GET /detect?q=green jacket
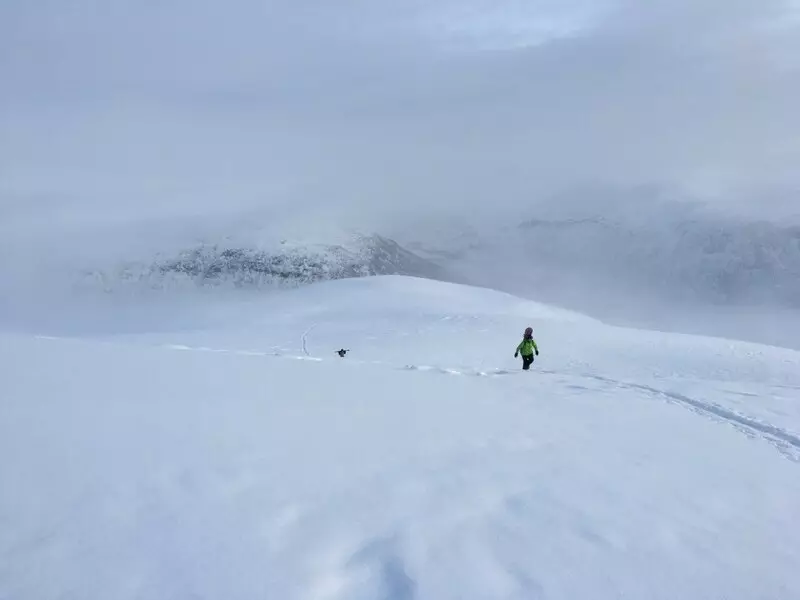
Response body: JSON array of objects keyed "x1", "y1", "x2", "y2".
[{"x1": 516, "y1": 337, "x2": 538, "y2": 356}]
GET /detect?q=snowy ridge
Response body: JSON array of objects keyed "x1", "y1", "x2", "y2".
[
  {"x1": 76, "y1": 234, "x2": 450, "y2": 292},
  {"x1": 77, "y1": 274, "x2": 800, "y2": 458}
]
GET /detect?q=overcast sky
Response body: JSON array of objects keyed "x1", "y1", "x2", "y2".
[{"x1": 2, "y1": 0, "x2": 799, "y2": 232}]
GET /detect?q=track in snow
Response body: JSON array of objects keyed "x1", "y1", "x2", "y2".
[
  {"x1": 158, "y1": 340, "x2": 800, "y2": 464},
  {"x1": 33, "y1": 335, "x2": 800, "y2": 463},
  {"x1": 585, "y1": 374, "x2": 800, "y2": 463},
  {"x1": 301, "y1": 324, "x2": 317, "y2": 357}
]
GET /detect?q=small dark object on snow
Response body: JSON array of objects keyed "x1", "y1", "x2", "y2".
[{"x1": 336, "y1": 349, "x2": 349, "y2": 357}]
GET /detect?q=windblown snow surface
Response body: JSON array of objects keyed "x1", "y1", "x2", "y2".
[{"x1": 2, "y1": 275, "x2": 800, "y2": 599}]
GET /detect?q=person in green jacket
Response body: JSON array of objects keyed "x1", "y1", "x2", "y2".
[{"x1": 514, "y1": 327, "x2": 539, "y2": 370}]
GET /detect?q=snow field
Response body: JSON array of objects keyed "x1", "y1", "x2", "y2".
[{"x1": 1, "y1": 275, "x2": 799, "y2": 599}]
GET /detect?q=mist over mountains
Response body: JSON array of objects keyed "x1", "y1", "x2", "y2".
[
  {"x1": 395, "y1": 188, "x2": 800, "y2": 349},
  {"x1": 1, "y1": 187, "x2": 798, "y2": 349},
  {"x1": 2, "y1": 0, "x2": 798, "y2": 348},
  {"x1": 396, "y1": 189, "x2": 796, "y2": 306}
]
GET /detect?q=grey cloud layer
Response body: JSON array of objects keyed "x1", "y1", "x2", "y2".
[{"x1": 2, "y1": 0, "x2": 799, "y2": 224}]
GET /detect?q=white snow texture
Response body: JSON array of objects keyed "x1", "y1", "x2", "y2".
[{"x1": 1, "y1": 275, "x2": 799, "y2": 600}]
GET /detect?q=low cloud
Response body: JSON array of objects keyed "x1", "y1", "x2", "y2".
[{"x1": 1, "y1": 0, "x2": 799, "y2": 231}]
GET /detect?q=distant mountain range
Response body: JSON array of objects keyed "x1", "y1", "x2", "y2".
[{"x1": 400, "y1": 192, "x2": 800, "y2": 311}]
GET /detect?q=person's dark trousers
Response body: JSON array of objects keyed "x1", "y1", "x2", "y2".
[{"x1": 522, "y1": 354, "x2": 534, "y2": 370}]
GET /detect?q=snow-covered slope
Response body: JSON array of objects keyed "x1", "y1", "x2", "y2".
[
  {"x1": 2, "y1": 276, "x2": 799, "y2": 599},
  {"x1": 0, "y1": 226, "x2": 454, "y2": 335}
]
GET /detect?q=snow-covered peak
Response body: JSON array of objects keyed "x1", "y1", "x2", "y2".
[{"x1": 78, "y1": 233, "x2": 450, "y2": 292}]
